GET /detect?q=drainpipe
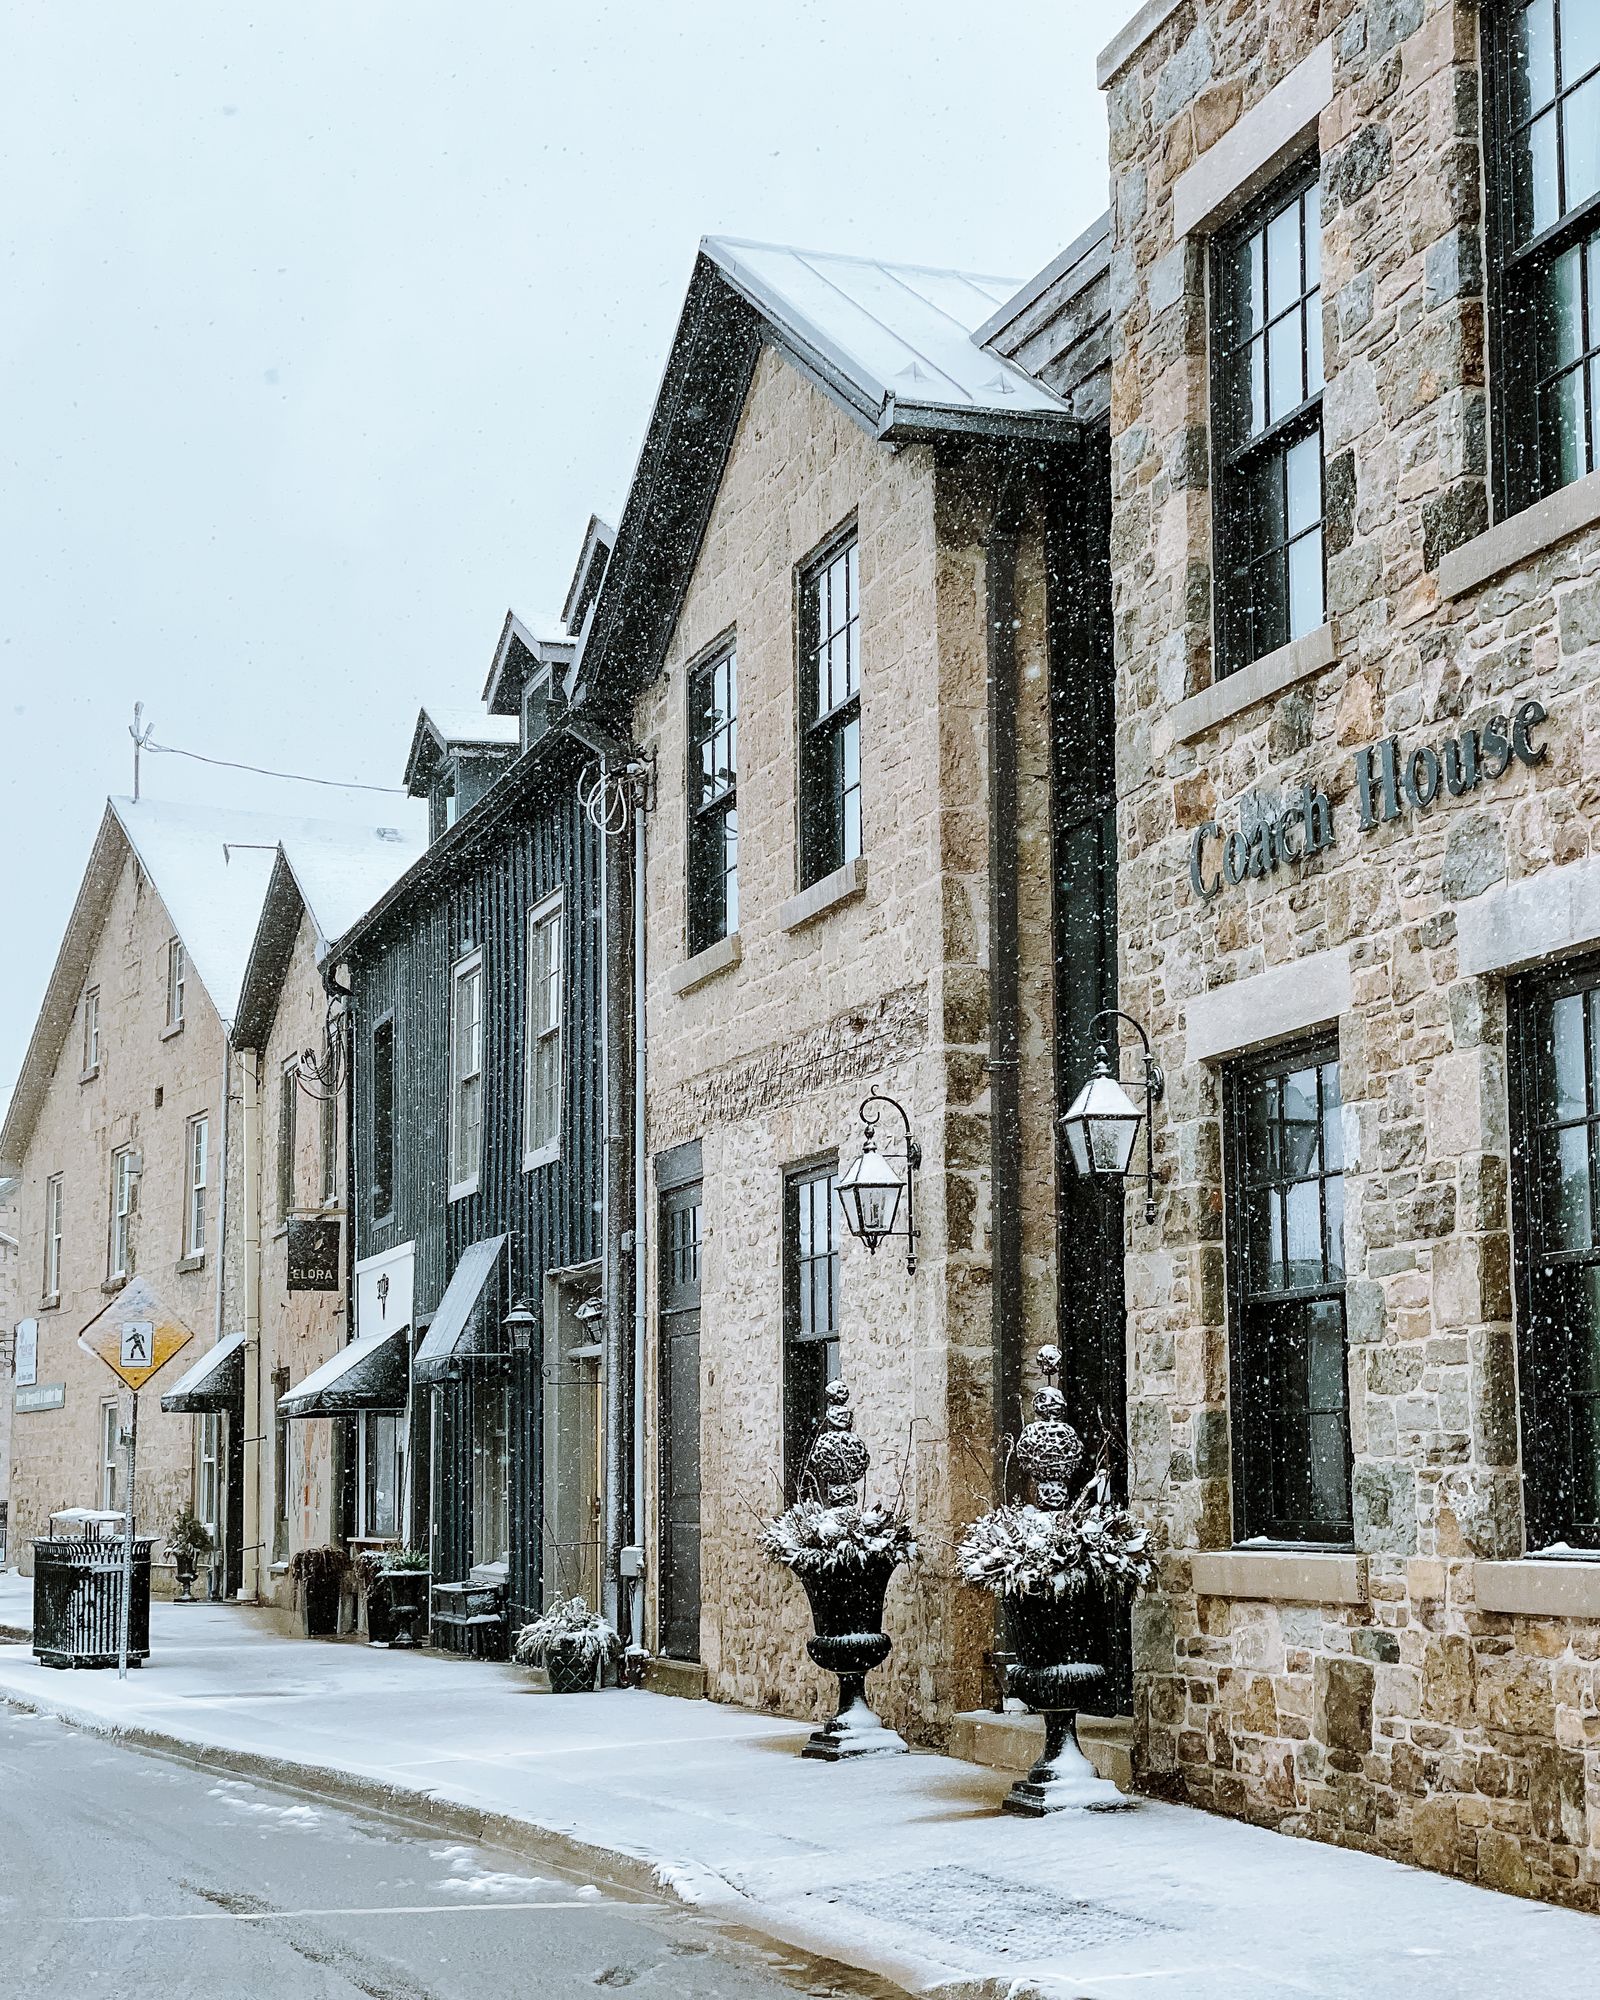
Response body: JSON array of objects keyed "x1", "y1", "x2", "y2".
[
  {"x1": 629, "y1": 769, "x2": 648, "y2": 1651},
  {"x1": 598, "y1": 793, "x2": 620, "y2": 1633},
  {"x1": 239, "y1": 1046, "x2": 262, "y2": 1601},
  {"x1": 986, "y1": 461, "x2": 1028, "y2": 1490}
]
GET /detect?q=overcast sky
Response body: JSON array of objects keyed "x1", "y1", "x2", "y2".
[{"x1": 1, "y1": 1, "x2": 1132, "y2": 1116}]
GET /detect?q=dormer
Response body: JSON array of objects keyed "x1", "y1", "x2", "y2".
[
  {"x1": 403, "y1": 707, "x2": 520, "y2": 843},
  {"x1": 482, "y1": 613, "x2": 578, "y2": 756},
  {"x1": 561, "y1": 516, "x2": 616, "y2": 655}
]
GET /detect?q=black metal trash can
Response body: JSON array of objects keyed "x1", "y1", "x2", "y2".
[{"x1": 32, "y1": 1533, "x2": 154, "y2": 1669}]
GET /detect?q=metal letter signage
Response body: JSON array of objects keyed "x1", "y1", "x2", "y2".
[
  {"x1": 1190, "y1": 697, "x2": 1551, "y2": 901},
  {"x1": 286, "y1": 1217, "x2": 342, "y2": 1293}
]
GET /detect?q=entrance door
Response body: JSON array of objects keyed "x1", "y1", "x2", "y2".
[
  {"x1": 658, "y1": 1181, "x2": 702, "y2": 1660},
  {"x1": 541, "y1": 1277, "x2": 604, "y2": 1608}
]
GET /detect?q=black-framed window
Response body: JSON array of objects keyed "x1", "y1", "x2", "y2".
[
  {"x1": 1510, "y1": 955, "x2": 1600, "y2": 1549},
  {"x1": 687, "y1": 646, "x2": 737, "y2": 956},
  {"x1": 1487, "y1": 0, "x2": 1600, "y2": 515},
  {"x1": 1211, "y1": 164, "x2": 1325, "y2": 676},
  {"x1": 1225, "y1": 1035, "x2": 1351, "y2": 1543},
  {"x1": 371, "y1": 1016, "x2": 395, "y2": 1220},
  {"x1": 783, "y1": 1161, "x2": 840, "y2": 1499},
  {"x1": 798, "y1": 532, "x2": 861, "y2": 887}
]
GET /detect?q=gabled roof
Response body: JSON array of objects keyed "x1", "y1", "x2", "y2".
[
  {"x1": 561, "y1": 516, "x2": 616, "y2": 636},
  {"x1": 702, "y1": 237, "x2": 1075, "y2": 442},
  {"x1": 1, "y1": 796, "x2": 420, "y2": 1174},
  {"x1": 402, "y1": 706, "x2": 521, "y2": 797},
  {"x1": 233, "y1": 818, "x2": 428, "y2": 1049},
  {"x1": 481, "y1": 611, "x2": 578, "y2": 718},
  {"x1": 575, "y1": 237, "x2": 1082, "y2": 720}
]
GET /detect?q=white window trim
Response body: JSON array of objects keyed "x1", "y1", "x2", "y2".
[
  {"x1": 184, "y1": 1113, "x2": 209, "y2": 1259},
  {"x1": 448, "y1": 947, "x2": 485, "y2": 1201},
  {"x1": 43, "y1": 1173, "x2": 63, "y2": 1301},
  {"x1": 522, "y1": 890, "x2": 564, "y2": 1172},
  {"x1": 165, "y1": 938, "x2": 186, "y2": 1032},
  {"x1": 100, "y1": 1398, "x2": 121, "y2": 1513},
  {"x1": 108, "y1": 1146, "x2": 133, "y2": 1282},
  {"x1": 356, "y1": 1409, "x2": 405, "y2": 1541},
  {"x1": 278, "y1": 1059, "x2": 300, "y2": 1222}
]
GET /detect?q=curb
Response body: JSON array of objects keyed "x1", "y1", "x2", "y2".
[{"x1": 0, "y1": 1688, "x2": 1057, "y2": 2000}]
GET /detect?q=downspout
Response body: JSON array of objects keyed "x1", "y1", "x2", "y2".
[
  {"x1": 986, "y1": 462, "x2": 1028, "y2": 1493},
  {"x1": 629, "y1": 770, "x2": 647, "y2": 1652},
  {"x1": 239, "y1": 1046, "x2": 262, "y2": 1601},
  {"x1": 598, "y1": 790, "x2": 620, "y2": 1633}
]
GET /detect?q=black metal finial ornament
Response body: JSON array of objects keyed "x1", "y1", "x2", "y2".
[
  {"x1": 1015, "y1": 1346, "x2": 1083, "y2": 1509},
  {"x1": 807, "y1": 1379, "x2": 871, "y2": 1504}
]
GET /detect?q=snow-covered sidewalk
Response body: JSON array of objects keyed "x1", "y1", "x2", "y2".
[{"x1": 0, "y1": 1574, "x2": 1594, "y2": 1998}]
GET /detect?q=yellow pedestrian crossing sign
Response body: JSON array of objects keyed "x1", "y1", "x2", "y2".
[{"x1": 79, "y1": 1277, "x2": 194, "y2": 1390}]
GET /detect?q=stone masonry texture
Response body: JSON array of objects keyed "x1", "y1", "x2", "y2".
[{"x1": 1105, "y1": 0, "x2": 1600, "y2": 1908}]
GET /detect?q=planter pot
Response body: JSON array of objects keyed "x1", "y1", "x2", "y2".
[
  {"x1": 381, "y1": 1571, "x2": 428, "y2": 1650},
  {"x1": 795, "y1": 1554, "x2": 908, "y2": 1761},
  {"x1": 173, "y1": 1557, "x2": 199, "y2": 1605},
  {"x1": 544, "y1": 1641, "x2": 599, "y2": 1694},
  {"x1": 300, "y1": 1572, "x2": 343, "y2": 1638},
  {"x1": 1001, "y1": 1585, "x2": 1127, "y2": 1815}
]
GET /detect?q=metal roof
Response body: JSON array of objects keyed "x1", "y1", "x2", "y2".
[{"x1": 701, "y1": 237, "x2": 1075, "y2": 440}]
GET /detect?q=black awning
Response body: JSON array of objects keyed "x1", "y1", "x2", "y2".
[
  {"x1": 279, "y1": 1321, "x2": 408, "y2": 1419},
  {"x1": 412, "y1": 1235, "x2": 506, "y2": 1386},
  {"x1": 159, "y1": 1331, "x2": 245, "y2": 1414}
]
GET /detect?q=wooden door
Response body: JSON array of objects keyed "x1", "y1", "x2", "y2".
[{"x1": 658, "y1": 1181, "x2": 702, "y2": 1660}]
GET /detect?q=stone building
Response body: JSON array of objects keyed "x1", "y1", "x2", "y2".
[
  {"x1": 0, "y1": 1176, "x2": 18, "y2": 1563},
  {"x1": 1099, "y1": 0, "x2": 1600, "y2": 1906},
  {"x1": 576, "y1": 236, "x2": 1112, "y2": 1742}
]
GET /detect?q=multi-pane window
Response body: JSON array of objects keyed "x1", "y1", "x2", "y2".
[
  {"x1": 1488, "y1": 0, "x2": 1600, "y2": 511},
  {"x1": 101, "y1": 1398, "x2": 121, "y2": 1513},
  {"x1": 449, "y1": 950, "x2": 484, "y2": 1196},
  {"x1": 687, "y1": 647, "x2": 738, "y2": 955},
  {"x1": 109, "y1": 1146, "x2": 135, "y2": 1282},
  {"x1": 359, "y1": 1410, "x2": 404, "y2": 1539},
  {"x1": 278, "y1": 1063, "x2": 299, "y2": 1221},
  {"x1": 1225, "y1": 1037, "x2": 1351, "y2": 1543},
  {"x1": 197, "y1": 1412, "x2": 220, "y2": 1540},
  {"x1": 799, "y1": 535, "x2": 862, "y2": 887},
  {"x1": 524, "y1": 894, "x2": 563, "y2": 1164},
  {"x1": 1511, "y1": 957, "x2": 1600, "y2": 1548},
  {"x1": 783, "y1": 1163, "x2": 841, "y2": 1500},
  {"x1": 166, "y1": 938, "x2": 186, "y2": 1030},
  {"x1": 43, "y1": 1173, "x2": 63, "y2": 1300},
  {"x1": 1212, "y1": 166, "x2": 1325, "y2": 674},
  {"x1": 82, "y1": 987, "x2": 100, "y2": 1075},
  {"x1": 371, "y1": 1017, "x2": 395, "y2": 1219},
  {"x1": 272, "y1": 1366, "x2": 291, "y2": 1561},
  {"x1": 185, "y1": 1114, "x2": 209, "y2": 1259}
]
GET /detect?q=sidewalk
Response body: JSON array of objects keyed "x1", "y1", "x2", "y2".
[{"x1": 0, "y1": 1571, "x2": 1595, "y2": 1998}]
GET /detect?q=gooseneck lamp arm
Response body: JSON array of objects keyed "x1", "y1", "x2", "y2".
[
  {"x1": 1086, "y1": 1008, "x2": 1165, "y2": 1227},
  {"x1": 841, "y1": 1089, "x2": 921, "y2": 1275}
]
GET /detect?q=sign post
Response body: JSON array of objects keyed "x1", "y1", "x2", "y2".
[{"x1": 77, "y1": 1278, "x2": 195, "y2": 1681}]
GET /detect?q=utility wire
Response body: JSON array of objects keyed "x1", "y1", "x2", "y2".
[{"x1": 144, "y1": 736, "x2": 407, "y2": 795}]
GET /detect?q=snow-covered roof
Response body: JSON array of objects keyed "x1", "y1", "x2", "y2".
[
  {"x1": 403, "y1": 705, "x2": 521, "y2": 798},
  {"x1": 481, "y1": 611, "x2": 577, "y2": 716},
  {"x1": 0, "y1": 794, "x2": 425, "y2": 1173},
  {"x1": 701, "y1": 237, "x2": 1073, "y2": 439}
]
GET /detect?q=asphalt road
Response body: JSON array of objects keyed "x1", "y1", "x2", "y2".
[{"x1": 0, "y1": 1706, "x2": 883, "y2": 2000}]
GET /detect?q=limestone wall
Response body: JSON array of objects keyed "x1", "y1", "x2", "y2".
[{"x1": 1105, "y1": 0, "x2": 1600, "y2": 1906}]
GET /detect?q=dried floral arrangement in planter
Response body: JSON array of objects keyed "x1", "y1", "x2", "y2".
[
  {"x1": 761, "y1": 1380, "x2": 917, "y2": 1761},
  {"x1": 166, "y1": 1508, "x2": 214, "y2": 1602},
  {"x1": 957, "y1": 1346, "x2": 1156, "y2": 1816},
  {"x1": 513, "y1": 1596, "x2": 622, "y2": 1693}
]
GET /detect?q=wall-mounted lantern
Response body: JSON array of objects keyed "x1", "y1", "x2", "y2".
[
  {"x1": 503, "y1": 1296, "x2": 538, "y2": 1355},
  {"x1": 838, "y1": 1090, "x2": 921, "y2": 1275},
  {"x1": 1061, "y1": 1009, "x2": 1165, "y2": 1225}
]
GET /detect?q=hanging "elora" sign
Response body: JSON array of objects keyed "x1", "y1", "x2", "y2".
[{"x1": 1189, "y1": 698, "x2": 1550, "y2": 901}]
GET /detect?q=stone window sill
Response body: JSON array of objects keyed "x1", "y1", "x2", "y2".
[
  {"x1": 160, "y1": 1021, "x2": 184, "y2": 1042},
  {"x1": 1170, "y1": 624, "x2": 1336, "y2": 744},
  {"x1": 176, "y1": 1253, "x2": 205, "y2": 1275},
  {"x1": 1475, "y1": 1557, "x2": 1600, "y2": 1619},
  {"x1": 79, "y1": 1065, "x2": 100, "y2": 1085},
  {"x1": 1190, "y1": 1547, "x2": 1364, "y2": 1605},
  {"x1": 39, "y1": 1294, "x2": 60, "y2": 1314},
  {"x1": 780, "y1": 857, "x2": 867, "y2": 934},
  {"x1": 669, "y1": 931, "x2": 741, "y2": 998},
  {"x1": 1438, "y1": 466, "x2": 1600, "y2": 600},
  {"x1": 102, "y1": 1276, "x2": 128, "y2": 1294}
]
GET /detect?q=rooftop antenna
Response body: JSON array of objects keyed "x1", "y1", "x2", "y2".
[{"x1": 129, "y1": 704, "x2": 155, "y2": 803}]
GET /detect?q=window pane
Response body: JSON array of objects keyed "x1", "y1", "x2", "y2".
[
  {"x1": 1567, "y1": 0, "x2": 1600, "y2": 85},
  {"x1": 1513, "y1": 0, "x2": 1558, "y2": 121},
  {"x1": 1523, "y1": 109, "x2": 1561, "y2": 239},
  {"x1": 1553, "y1": 1122, "x2": 1595, "y2": 1247},
  {"x1": 1566, "y1": 74, "x2": 1600, "y2": 208},
  {"x1": 1302, "y1": 183, "x2": 1321, "y2": 288},
  {"x1": 1288, "y1": 528, "x2": 1325, "y2": 638},
  {"x1": 1552, "y1": 990, "x2": 1590, "y2": 1118},
  {"x1": 1265, "y1": 201, "x2": 1301, "y2": 318},
  {"x1": 1285, "y1": 432, "x2": 1322, "y2": 536},
  {"x1": 1267, "y1": 313, "x2": 1303, "y2": 422}
]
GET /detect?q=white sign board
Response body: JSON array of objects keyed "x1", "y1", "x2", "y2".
[
  {"x1": 14, "y1": 1319, "x2": 38, "y2": 1388},
  {"x1": 355, "y1": 1241, "x2": 415, "y2": 1341},
  {"x1": 120, "y1": 1322, "x2": 155, "y2": 1369}
]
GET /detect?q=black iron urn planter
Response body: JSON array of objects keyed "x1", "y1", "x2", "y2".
[
  {"x1": 761, "y1": 1382, "x2": 916, "y2": 1762},
  {"x1": 380, "y1": 1563, "x2": 429, "y2": 1650},
  {"x1": 289, "y1": 1546, "x2": 348, "y2": 1639},
  {"x1": 512, "y1": 1597, "x2": 622, "y2": 1693},
  {"x1": 957, "y1": 1347, "x2": 1156, "y2": 1816}
]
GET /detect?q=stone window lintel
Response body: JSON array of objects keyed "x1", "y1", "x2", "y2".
[{"x1": 1190, "y1": 1547, "x2": 1365, "y2": 1605}]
